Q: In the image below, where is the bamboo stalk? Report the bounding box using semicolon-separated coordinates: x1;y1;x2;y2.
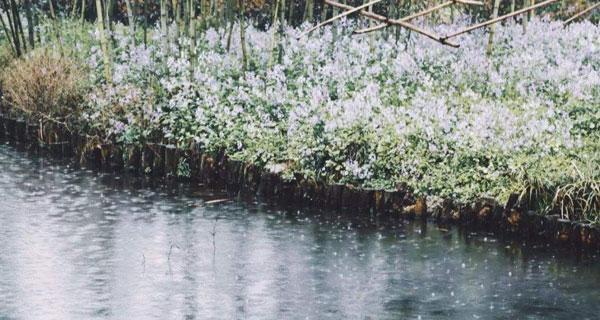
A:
325;0;460;47
24;0;35;49
124;0;135;44
486;0;501;55
105;0;115;33
95;0;112;82
225;13;234;51
81;0;86;27
0;12;17;54
354;0;455;34
143;0;148;46
8;2;21;54
302;0;384;36
176;0;184;41
442;0;560;40
268;0;280;67
10;0;26;52
71;0;78;17
523;0;530;33
239;0;247;71
304;0;314;23
172;0;181;43
188;0;196;71
160;0;168;50
564;2;600;25
0;0;19;55
48;0;63;50
190;0;196;45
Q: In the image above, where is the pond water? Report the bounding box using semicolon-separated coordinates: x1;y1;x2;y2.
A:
0;144;599;320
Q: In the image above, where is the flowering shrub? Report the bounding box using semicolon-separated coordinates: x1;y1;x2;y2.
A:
7;18;598;221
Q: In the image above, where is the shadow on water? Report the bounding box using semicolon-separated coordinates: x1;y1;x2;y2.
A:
0;144;599;320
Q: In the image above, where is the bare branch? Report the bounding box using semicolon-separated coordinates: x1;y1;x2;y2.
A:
325;0;460;47
564;2;600;25
355;0;455;35
302;0;385;36
442;0;560;40
454;0;484;5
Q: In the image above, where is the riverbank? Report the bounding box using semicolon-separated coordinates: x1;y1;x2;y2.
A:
0;19;598;250
2;142;598;319
1;112;598;251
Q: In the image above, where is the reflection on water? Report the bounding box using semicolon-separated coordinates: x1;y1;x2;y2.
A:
0;144;599;320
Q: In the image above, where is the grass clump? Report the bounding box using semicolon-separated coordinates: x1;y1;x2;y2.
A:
0;48;88;123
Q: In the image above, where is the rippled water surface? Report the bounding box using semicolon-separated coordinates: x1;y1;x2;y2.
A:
0;145;599;320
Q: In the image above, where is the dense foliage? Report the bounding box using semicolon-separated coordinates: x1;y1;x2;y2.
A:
1;12;599;222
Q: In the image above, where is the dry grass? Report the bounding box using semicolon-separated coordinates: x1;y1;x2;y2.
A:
0;48;88;122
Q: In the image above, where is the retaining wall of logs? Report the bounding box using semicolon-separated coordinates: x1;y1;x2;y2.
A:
1;113;598;251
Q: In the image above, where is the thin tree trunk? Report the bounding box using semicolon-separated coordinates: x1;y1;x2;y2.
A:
268;0;280;68
304;0;314;23
160;0;168;51
177;0;184;39
1;0;19;55
143;0;148;46
332;0;341;16
48;0;62;47
10;0;26;52
171;0;181;43
125;0;135;44
201;0;209;20
189;0;196;69
72;0;78;17
105;0;115;33
523;0;530;33
24;0;35;49
0;10;17;54
34;9;40;42
81;0;86;27
287;0;294;24
225;16;234;51
190;0;196;42
0;0;18;52
320;0;328;21
366;0;374;49
95;0;112;82
487;0;501;55
238;0;247;72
